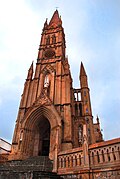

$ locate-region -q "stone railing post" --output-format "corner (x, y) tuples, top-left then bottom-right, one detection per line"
(53, 127), (59, 172)
(83, 124), (89, 167)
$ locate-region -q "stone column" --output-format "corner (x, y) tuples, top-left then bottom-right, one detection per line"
(53, 127), (59, 172)
(83, 124), (89, 167)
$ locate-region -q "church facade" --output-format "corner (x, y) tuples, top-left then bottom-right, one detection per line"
(2, 10), (120, 178)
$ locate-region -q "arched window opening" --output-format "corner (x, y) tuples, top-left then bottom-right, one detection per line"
(107, 149), (110, 161)
(78, 124), (83, 146)
(71, 156), (73, 167)
(118, 147), (120, 159)
(112, 148), (116, 161)
(97, 151), (100, 163)
(46, 35), (50, 45)
(64, 158), (66, 168)
(92, 152), (95, 164)
(79, 155), (81, 165)
(59, 158), (61, 168)
(68, 157), (70, 167)
(86, 108), (88, 113)
(61, 158), (63, 168)
(88, 128), (91, 144)
(18, 130), (23, 150)
(102, 150), (105, 162)
(79, 103), (82, 117)
(20, 130), (23, 141)
(75, 155), (77, 166)
(52, 34), (56, 44)
(75, 104), (78, 116)
(74, 93), (77, 101)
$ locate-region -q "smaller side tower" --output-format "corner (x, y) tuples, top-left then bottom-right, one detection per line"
(72, 62), (103, 148)
(80, 62), (95, 144)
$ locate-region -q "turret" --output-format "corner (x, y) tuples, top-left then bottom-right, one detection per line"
(80, 62), (92, 115)
(94, 116), (103, 142)
(79, 62), (95, 144)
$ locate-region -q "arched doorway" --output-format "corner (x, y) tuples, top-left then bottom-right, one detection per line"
(33, 116), (50, 156)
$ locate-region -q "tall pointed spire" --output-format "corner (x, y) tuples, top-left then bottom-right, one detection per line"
(79, 62), (88, 88)
(49, 10), (62, 26)
(80, 62), (87, 77)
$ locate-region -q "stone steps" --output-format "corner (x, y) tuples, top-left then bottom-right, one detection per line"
(0, 156), (63, 179)
(0, 156), (53, 171)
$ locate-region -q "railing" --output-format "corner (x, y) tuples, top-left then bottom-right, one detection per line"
(89, 141), (120, 166)
(58, 138), (120, 175)
(58, 148), (84, 174)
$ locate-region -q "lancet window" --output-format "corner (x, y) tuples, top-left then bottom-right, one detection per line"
(46, 35), (50, 45)
(52, 34), (56, 44)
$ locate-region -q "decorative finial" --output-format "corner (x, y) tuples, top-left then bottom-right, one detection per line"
(96, 115), (100, 124)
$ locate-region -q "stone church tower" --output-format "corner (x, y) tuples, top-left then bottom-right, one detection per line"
(9, 10), (103, 167)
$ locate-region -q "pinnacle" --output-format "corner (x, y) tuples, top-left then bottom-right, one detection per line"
(80, 62), (87, 76)
(43, 18), (48, 29)
(29, 61), (33, 71)
(27, 61), (34, 80)
(96, 115), (100, 124)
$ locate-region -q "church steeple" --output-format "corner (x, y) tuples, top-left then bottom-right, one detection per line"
(79, 62), (95, 144)
(38, 10), (65, 62)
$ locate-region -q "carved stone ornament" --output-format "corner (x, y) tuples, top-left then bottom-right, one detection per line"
(41, 64), (55, 74)
(34, 90), (52, 107)
(44, 49), (55, 58)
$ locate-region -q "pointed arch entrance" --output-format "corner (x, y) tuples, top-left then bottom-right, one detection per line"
(21, 105), (62, 160)
(33, 116), (50, 156)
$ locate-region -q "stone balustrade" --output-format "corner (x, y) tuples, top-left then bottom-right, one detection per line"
(58, 138), (120, 177)
(58, 147), (84, 174)
(89, 138), (120, 167)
